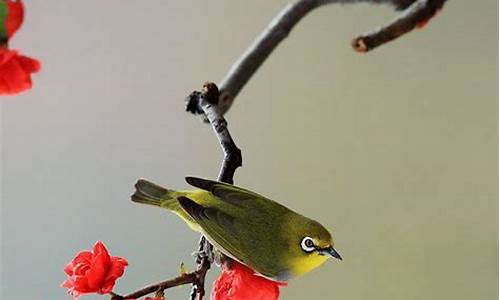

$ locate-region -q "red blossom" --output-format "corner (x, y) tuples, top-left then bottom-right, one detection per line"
(0, 0), (40, 96)
(61, 241), (129, 300)
(0, 48), (39, 95)
(5, 0), (24, 38)
(211, 262), (287, 300)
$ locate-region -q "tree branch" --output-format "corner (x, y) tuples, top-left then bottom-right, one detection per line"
(189, 236), (213, 300)
(110, 273), (197, 300)
(110, 255), (211, 300)
(185, 82), (242, 299)
(352, 0), (446, 52)
(217, 0), (447, 115)
(186, 82), (242, 184)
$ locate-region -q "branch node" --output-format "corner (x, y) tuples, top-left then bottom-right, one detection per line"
(202, 81), (220, 105)
(351, 37), (368, 53)
(185, 91), (204, 115)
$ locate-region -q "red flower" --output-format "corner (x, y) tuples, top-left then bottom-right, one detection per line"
(211, 262), (287, 300)
(61, 241), (129, 300)
(0, 48), (40, 95)
(5, 0), (24, 38)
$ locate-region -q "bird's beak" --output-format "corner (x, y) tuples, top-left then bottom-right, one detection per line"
(320, 247), (342, 260)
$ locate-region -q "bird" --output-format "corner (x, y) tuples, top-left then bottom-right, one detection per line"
(131, 177), (341, 281)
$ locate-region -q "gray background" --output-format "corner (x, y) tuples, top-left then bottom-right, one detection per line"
(1, 1), (498, 299)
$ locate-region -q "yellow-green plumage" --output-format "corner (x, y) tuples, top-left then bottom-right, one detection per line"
(131, 177), (340, 281)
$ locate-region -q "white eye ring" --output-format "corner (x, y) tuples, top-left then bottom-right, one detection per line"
(300, 236), (316, 253)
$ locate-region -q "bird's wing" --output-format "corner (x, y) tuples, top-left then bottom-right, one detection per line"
(177, 195), (284, 278)
(177, 196), (250, 262)
(185, 177), (287, 213)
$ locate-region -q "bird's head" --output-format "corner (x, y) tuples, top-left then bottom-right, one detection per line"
(284, 216), (341, 278)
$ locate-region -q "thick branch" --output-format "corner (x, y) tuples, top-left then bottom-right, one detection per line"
(216, 0), (323, 115)
(217, 0), (447, 115)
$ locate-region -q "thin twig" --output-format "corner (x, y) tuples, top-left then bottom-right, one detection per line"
(352, 0), (447, 52)
(186, 82), (242, 184)
(110, 272), (197, 300)
(189, 236), (213, 300)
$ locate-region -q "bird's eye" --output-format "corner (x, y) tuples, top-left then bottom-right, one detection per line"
(300, 237), (316, 253)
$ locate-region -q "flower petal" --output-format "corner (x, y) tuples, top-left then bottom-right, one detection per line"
(73, 275), (93, 291)
(62, 241), (128, 297)
(0, 48), (40, 95)
(85, 251), (109, 290)
(16, 53), (41, 73)
(100, 256), (128, 294)
(61, 278), (74, 289)
(63, 262), (76, 276)
(212, 262), (285, 300)
(92, 241), (110, 258)
(72, 251), (93, 264)
(5, 0), (24, 38)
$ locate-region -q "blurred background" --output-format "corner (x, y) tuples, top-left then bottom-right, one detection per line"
(1, 1), (498, 299)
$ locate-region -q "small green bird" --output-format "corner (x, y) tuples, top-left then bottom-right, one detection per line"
(131, 177), (341, 281)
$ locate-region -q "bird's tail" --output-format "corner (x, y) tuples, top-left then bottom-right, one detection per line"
(131, 179), (182, 209)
